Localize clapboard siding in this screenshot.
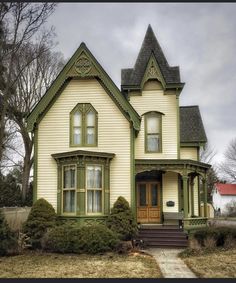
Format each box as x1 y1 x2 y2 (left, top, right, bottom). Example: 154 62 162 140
130 86 178 159
38 78 131 210
180 147 198 160
162 172 179 212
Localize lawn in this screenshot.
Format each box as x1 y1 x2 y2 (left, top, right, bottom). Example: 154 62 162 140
0 250 162 278
181 248 236 278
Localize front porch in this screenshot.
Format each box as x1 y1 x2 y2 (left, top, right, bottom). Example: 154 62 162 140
135 159 211 231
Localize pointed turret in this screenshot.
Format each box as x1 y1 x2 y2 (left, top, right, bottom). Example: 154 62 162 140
121 25 184 92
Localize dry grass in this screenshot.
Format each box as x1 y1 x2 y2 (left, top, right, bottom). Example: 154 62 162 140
183 248 236 278
0 250 162 278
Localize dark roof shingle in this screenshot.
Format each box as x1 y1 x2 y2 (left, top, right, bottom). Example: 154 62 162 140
121 25 182 87
180 106 207 143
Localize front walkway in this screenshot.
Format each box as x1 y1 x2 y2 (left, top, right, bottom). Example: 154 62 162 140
145 248 197 278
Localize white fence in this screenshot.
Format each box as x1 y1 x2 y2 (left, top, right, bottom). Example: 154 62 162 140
0 207 31 231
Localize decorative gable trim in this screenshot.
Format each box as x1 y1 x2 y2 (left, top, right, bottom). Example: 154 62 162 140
141 53 166 90
27 43 141 132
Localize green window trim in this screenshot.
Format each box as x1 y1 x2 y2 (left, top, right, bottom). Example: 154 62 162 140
70 103 98 147
144 111 163 153
53 150 114 217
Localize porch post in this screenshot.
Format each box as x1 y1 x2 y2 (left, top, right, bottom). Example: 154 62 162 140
203 177 208 217
182 175 189 218
190 177 195 217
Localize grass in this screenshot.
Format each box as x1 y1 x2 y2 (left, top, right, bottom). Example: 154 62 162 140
181 248 236 278
0 250 162 278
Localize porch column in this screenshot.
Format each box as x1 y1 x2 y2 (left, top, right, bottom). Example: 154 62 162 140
202 177 208 217
182 175 189 218
190 177 195 217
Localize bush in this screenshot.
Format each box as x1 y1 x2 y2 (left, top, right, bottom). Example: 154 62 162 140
193 227 236 248
42 223 120 254
23 198 56 249
0 210 17 256
106 196 138 241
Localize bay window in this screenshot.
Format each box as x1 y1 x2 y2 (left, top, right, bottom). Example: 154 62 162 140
62 165 76 213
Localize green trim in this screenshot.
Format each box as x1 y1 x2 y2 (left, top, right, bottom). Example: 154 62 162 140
180 142 206 147
182 175 189 218
55 150 114 217
176 95 180 159
178 174 183 212
70 103 98 147
144 112 162 153
27 43 141 132
198 176 201 216
130 126 136 218
140 53 166 90
33 127 38 203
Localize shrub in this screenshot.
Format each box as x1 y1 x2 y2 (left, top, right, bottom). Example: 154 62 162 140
106 196 138 241
0 210 18 256
23 198 56 249
193 227 236 248
42 223 120 254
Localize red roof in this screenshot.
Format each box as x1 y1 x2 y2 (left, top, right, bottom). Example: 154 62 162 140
215 183 236 195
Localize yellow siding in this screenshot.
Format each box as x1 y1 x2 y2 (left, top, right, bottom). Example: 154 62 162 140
38 78 131 210
194 178 199 216
180 147 198 160
162 172 179 212
130 86 178 159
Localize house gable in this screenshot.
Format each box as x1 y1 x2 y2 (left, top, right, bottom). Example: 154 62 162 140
27 43 141 132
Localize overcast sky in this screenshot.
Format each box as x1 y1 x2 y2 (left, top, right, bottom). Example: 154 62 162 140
46 3 236 164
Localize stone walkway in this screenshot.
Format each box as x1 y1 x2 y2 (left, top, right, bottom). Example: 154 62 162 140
144 248 197 278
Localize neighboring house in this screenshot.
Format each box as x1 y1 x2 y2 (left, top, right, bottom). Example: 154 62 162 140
212 183 236 215
26 25 210 228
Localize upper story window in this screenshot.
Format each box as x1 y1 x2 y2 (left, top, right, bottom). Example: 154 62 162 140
145 112 162 153
70 103 97 147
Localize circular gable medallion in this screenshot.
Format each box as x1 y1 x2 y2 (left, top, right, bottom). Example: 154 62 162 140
75 56 92 75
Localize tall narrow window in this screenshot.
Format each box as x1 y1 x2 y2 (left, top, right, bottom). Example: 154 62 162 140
73 111 82 145
70 103 97 146
145 112 162 152
86 165 103 213
86 110 95 145
62 165 76 213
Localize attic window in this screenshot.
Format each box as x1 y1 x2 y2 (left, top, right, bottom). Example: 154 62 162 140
70 103 97 147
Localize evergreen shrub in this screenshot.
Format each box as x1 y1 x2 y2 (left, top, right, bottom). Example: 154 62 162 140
23 198 56 249
0 210 17 256
106 196 138 240
42 223 120 254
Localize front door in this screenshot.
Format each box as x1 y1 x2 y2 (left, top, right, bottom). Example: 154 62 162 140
137 182 161 223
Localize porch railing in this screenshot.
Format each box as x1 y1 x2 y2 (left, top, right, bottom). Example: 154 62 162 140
183 217 208 230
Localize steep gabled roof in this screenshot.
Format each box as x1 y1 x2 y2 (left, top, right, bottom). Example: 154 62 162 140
215 183 236 196
121 25 184 90
27 43 141 132
180 106 207 144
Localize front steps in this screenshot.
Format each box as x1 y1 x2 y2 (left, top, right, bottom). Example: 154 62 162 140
135 225 188 248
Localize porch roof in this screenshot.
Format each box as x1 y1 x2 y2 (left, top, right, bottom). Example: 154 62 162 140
135 159 211 176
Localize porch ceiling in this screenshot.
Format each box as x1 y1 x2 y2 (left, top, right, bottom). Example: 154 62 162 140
135 159 211 177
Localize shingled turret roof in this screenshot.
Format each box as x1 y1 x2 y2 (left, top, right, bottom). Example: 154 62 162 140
121 25 183 89
180 106 207 143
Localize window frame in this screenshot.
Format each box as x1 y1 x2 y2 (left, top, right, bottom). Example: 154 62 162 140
144 111 162 153
61 164 77 216
70 103 98 147
85 163 104 216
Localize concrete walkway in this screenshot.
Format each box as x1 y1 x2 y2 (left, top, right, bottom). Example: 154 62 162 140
144 248 197 278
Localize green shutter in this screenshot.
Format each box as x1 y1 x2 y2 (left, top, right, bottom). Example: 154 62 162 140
57 164 62 215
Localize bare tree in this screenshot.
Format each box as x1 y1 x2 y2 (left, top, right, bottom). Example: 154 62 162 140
7 44 65 201
200 143 219 203
219 138 236 183
0 2 56 169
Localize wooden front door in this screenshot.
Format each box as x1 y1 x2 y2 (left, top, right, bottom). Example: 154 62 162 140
137 182 161 223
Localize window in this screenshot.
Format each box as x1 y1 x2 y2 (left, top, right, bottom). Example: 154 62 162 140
62 165 76 214
86 165 103 214
70 103 97 146
145 112 162 152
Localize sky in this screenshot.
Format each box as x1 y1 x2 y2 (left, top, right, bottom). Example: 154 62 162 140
45 3 236 165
